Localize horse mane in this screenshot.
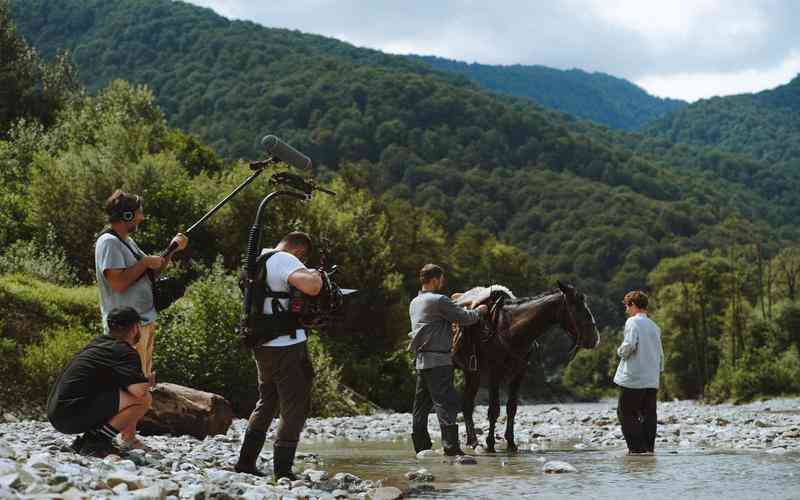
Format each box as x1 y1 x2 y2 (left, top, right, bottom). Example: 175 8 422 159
455 284 516 307
506 288 562 306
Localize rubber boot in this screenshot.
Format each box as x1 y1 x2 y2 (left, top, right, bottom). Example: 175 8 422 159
442 424 466 456
234 428 267 476
411 432 433 454
273 444 298 481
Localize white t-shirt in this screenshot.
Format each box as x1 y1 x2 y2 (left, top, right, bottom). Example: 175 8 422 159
95 232 156 330
260 249 307 347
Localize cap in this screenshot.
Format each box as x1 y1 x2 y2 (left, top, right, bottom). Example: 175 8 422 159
106 306 142 329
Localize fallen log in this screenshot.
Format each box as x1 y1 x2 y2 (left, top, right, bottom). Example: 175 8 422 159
138 383 234 440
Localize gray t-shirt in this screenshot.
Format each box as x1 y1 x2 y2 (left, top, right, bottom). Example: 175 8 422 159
95 232 156 330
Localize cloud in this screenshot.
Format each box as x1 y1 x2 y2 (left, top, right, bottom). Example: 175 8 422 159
183 0 800 100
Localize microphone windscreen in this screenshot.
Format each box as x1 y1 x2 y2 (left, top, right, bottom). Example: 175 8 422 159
261 135 312 170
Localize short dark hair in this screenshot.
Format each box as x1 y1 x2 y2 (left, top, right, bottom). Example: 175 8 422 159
623 290 649 310
104 189 142 222
106 306 142 333
419 263 444 284
279 232 312 252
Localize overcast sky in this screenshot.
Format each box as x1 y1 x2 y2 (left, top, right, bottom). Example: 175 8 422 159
184 0 800 102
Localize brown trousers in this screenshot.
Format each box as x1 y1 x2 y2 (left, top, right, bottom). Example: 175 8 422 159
247 341 314 447
135 322 158 377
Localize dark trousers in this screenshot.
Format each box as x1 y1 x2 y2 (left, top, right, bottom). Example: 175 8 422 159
412 365 460 449
617 387 658 453
247 341 314 447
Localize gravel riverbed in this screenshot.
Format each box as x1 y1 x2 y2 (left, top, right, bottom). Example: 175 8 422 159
0 398 798 499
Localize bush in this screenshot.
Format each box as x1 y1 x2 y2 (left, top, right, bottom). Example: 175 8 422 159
0 274 98 346
21 324 95 401
709 346 800 403
0 226 79 286
563 327 621 400
307 336 365 417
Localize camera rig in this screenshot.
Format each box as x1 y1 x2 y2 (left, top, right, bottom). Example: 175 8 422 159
239 148 355 346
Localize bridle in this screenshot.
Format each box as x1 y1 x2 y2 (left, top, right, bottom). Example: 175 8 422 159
561 291 596 362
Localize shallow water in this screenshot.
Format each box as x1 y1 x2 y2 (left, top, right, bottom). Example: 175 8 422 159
304 440 800 499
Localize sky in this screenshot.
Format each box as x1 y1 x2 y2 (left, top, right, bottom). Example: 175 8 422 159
184 0 800 103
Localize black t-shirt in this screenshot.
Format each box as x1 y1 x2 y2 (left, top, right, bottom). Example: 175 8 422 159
48 335 148 404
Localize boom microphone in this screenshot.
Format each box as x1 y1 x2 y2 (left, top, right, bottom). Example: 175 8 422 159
261 135 312 170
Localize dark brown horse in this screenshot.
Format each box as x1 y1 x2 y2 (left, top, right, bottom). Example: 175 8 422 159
454 281 600 453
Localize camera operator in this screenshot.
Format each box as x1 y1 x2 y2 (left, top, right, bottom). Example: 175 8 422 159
236 232 322 480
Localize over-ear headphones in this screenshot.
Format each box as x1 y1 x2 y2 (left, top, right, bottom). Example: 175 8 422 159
106 192 142 222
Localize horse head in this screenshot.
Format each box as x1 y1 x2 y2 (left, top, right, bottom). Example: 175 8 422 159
556 280 600 354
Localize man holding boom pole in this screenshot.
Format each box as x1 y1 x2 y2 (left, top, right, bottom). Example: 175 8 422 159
94 189 188 449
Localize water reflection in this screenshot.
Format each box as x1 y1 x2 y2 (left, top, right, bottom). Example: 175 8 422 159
302 440 800 499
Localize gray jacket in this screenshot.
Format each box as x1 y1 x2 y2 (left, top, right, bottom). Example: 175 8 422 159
408 291 481 370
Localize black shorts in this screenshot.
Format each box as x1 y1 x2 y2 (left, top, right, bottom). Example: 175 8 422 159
48 389 120 435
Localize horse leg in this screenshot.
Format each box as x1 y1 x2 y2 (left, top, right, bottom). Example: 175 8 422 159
504 372 524 453
485 376 500 453
462 371 480 449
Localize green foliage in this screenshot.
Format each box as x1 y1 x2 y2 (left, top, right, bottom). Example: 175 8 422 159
0 274 98 346
645 76 800 165
21 324 94 400
563 327 621 399
306 337 365 417
414 55 687 130
155 260 257 415
0 225 78 285
0 0 77 136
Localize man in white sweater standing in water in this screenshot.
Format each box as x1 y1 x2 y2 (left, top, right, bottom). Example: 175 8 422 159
614 290 664 455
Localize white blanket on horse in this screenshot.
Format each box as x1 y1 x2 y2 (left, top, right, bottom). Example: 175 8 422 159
454 285 516 308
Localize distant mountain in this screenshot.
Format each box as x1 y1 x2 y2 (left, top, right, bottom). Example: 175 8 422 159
644 75 800 165
412 55 686 130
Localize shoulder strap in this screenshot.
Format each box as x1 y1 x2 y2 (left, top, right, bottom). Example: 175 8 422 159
258 250 291 300
100 228 152 284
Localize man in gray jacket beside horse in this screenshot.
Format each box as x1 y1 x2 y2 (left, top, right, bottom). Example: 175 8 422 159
408 264 487 457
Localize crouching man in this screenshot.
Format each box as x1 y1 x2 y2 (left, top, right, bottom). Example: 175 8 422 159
47 307 154 457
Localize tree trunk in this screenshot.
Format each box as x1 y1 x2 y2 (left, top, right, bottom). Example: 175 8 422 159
138 383 234 440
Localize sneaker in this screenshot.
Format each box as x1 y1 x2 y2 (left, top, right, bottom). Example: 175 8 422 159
70 435 85 454
74 433 123 458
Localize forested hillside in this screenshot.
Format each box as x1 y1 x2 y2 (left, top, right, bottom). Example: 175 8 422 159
644 75 800 166
10 0 800 327
413 55 686 130
5 0 800 405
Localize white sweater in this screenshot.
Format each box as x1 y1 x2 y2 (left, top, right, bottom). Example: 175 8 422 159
613 313 664 389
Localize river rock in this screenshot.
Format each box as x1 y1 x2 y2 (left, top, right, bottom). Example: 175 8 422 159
542 460 577 473
106 471 145 490
415 449 439 459
369 486 403 500
306 469 329 482
405 468 434 481
0 443 14 460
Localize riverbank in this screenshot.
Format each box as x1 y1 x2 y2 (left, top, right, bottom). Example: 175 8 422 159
0 398 799 498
